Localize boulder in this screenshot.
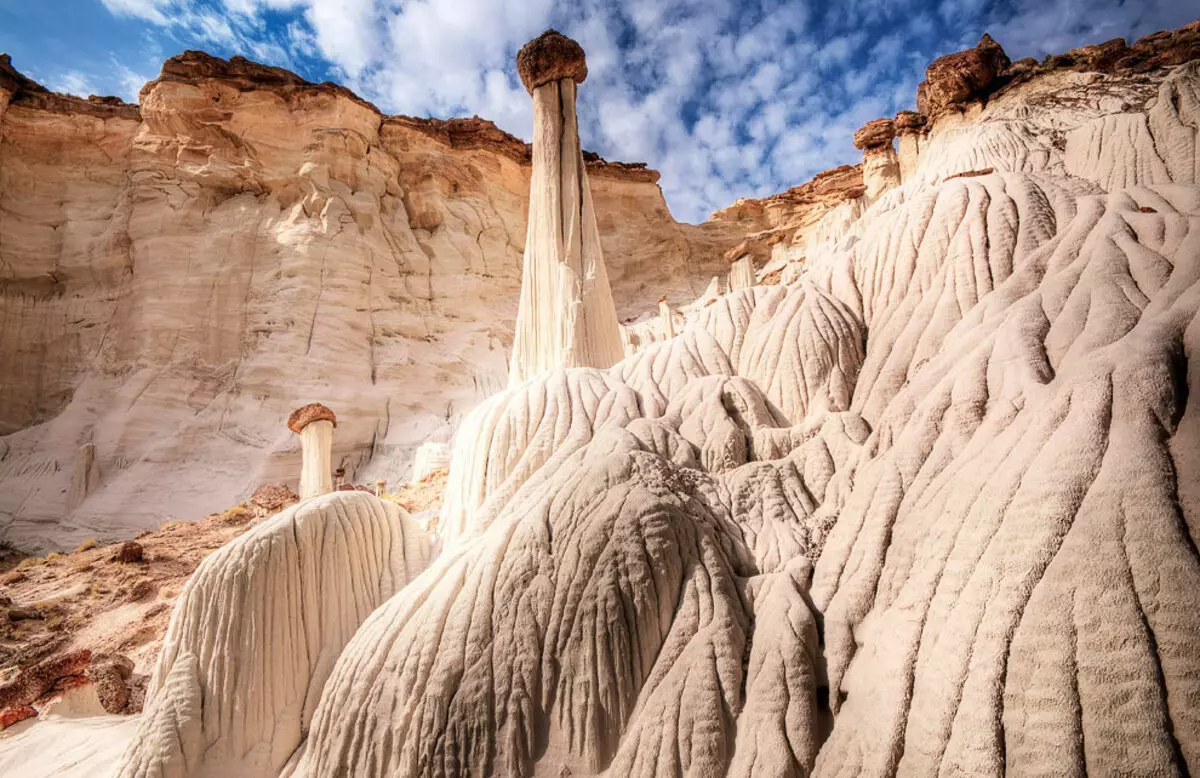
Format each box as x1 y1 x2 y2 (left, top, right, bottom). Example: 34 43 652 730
853 118 896 149
917 33 1011 116
516 29 588 93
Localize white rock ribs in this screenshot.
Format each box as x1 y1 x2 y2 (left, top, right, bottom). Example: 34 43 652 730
118 491 430 777
120 60 1200 776
507 75 625 386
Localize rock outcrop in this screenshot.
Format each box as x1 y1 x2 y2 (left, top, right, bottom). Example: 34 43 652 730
4 20 1200 778
507 31 625 385
0 50 735 552
853 118 900 199
117 490 429 777
893 110 927 183
917 33 1012 116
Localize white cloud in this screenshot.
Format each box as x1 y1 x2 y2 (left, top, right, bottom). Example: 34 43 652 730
100 0 173 24
92 0 1200 222
49 71 98 97
112 62 156 102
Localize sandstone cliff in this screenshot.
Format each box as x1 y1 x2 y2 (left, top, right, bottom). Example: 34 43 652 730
0 51 752 551
2 19 1200 778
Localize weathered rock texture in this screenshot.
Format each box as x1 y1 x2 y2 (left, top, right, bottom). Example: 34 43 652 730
5 21 1200 778
507 31 625 385
0 51 737 552
893 110 927 183
117 490 429 777
854 118 901 199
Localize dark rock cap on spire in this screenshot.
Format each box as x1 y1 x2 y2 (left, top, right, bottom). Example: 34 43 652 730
853 118 897 149
288 402 337 434
517 30 588 94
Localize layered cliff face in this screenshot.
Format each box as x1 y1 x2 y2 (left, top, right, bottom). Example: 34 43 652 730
0 52 741 552
4 20 1200 778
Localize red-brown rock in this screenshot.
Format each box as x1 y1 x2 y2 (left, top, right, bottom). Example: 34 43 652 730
516 30 588 93
0 705 36 729
0 649 92 709
894 110 928 133
853 118 896 149
287 403 337 434
249 483 299 515
917 33 1011 116
88 653 135 714
115 541 144 563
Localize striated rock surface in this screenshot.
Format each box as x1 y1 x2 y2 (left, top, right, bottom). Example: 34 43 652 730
852 118 896 150
507 31 624 385
0 51 732 552
4 21 1200 778
117 490 429 777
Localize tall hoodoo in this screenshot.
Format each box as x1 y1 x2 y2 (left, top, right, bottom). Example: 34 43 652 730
853 117 900 199
288 402 336 500
508 30 625 386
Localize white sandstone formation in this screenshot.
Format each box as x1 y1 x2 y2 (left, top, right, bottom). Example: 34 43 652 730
420 29 1200 777
288 403 336 500
894 110 927 183
5 21 1200 778
507 31 625 386
0 51 734 553
853 118 901 199
410 434 451 482
67 442 100 510
728 254 756 291
117 490 430 777
658 295 676 338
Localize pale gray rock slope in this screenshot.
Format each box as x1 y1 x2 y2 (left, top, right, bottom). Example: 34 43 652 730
293 52 1197 777
118 490 430 777
6 25 1200 778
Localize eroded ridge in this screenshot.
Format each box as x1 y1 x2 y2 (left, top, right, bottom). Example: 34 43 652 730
35 31 1200 778
117 492 430 778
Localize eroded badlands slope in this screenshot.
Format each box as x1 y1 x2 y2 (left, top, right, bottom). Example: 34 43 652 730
0 52 787 551
4 20 1200 778
102 22 1200 778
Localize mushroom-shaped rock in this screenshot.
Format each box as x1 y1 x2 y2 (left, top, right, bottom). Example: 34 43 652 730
287 402 337 433
854 120 901 198
917 33 1011 116
853 118 896 149
508 31 624 385
289 402 337 500
517 29 588 93
894 110 928 133
893 111 928 183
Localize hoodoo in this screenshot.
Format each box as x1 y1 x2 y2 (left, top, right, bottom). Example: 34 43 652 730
288 403 337 500
507 30 625 385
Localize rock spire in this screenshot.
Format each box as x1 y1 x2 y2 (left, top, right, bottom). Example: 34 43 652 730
507 30 625 386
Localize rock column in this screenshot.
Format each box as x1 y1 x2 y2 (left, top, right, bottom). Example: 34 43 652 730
68 443 101 509
728 255 756 292
508 30 624 386
658 296 675 339
894 110 927 184
854 118 901 199
288 403 337 501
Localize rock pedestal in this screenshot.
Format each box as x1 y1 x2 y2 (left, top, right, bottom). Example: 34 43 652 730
894 110 927 183
854 118 901 199
288 403 337 500
508 30 625 386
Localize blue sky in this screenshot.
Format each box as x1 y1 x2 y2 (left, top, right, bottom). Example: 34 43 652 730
2 0 1197 222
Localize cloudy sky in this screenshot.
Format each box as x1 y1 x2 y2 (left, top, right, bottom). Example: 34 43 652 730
2 0 1196 222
